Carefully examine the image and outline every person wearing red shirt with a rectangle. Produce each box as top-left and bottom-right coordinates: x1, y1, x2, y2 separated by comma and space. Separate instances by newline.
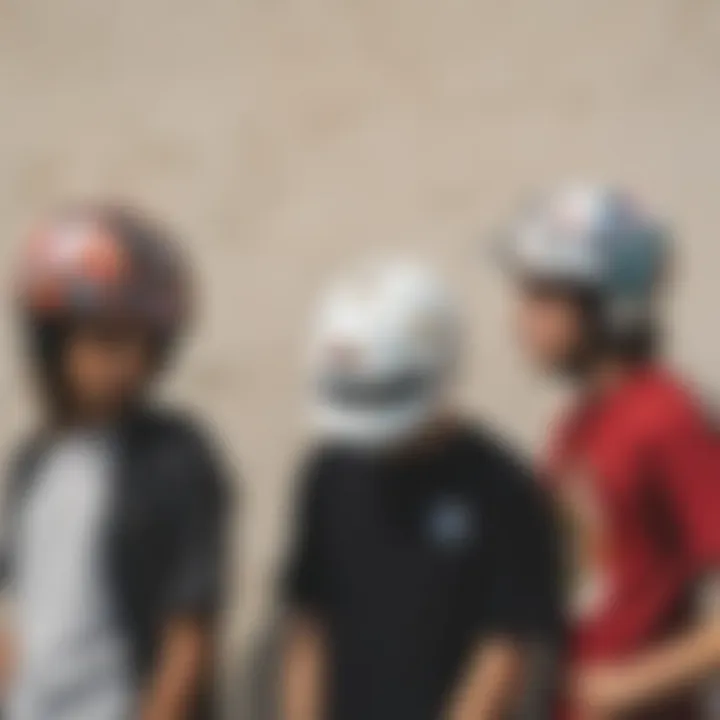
495, 184, 720, 719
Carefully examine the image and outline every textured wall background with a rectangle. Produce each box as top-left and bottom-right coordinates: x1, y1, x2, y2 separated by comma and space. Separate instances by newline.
1, 0, 719, 689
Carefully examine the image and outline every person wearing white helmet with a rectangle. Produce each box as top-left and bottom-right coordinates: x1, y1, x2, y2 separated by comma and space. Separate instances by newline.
281, 260, 560, 720
497, 184, 720, 720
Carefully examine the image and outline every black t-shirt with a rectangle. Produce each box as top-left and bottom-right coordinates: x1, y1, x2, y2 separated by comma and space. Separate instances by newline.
284, 424, 561, 720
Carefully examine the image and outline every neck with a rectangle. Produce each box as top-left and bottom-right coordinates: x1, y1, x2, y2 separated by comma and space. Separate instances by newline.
583, 356, 648, 398
49, 399, 136, 433
389, 410, 460, 461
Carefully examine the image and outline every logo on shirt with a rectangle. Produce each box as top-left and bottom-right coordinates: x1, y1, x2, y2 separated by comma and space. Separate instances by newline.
426, 497, 478, 551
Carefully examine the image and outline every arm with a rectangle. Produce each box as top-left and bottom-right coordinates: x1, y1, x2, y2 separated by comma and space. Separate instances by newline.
280, 453, 329, 720
282, 612, 327, 720
0, 525, 16, 699
140, 618, 213, 720
450, 469, 563, 720
0, 444, 34, 701
577, 404, 720, 718
142, 428, 231, 720
0, 598, 16, 699
447, 638, 526, 720
576, 598, 720, 717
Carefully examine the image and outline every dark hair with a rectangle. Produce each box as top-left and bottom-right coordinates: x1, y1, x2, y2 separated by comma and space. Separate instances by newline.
578, 290, 660, 366
25, 317, 76, 421
24, 315, 162, 425
606, 323, 659, 363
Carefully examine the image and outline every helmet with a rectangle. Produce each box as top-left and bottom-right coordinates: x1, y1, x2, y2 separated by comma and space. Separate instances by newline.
16, 204, 190, 343
497, 184, 670, 330
309, 259, 460, 449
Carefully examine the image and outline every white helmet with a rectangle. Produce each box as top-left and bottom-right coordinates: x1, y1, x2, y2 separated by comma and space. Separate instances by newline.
309, 260, 460, 449
497, 183, 670, 329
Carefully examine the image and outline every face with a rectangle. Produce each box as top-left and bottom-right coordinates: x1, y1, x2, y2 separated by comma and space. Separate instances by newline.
61, 322, 154, 422
514, 281, 587, 373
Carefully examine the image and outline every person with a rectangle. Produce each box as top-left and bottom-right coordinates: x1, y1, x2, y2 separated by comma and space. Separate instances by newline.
281, 260, 561, 720
0, 205, 232, 720
496, 184, 720, 719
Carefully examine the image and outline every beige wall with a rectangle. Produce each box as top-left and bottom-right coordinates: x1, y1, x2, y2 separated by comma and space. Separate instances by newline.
1, 0, 719, 668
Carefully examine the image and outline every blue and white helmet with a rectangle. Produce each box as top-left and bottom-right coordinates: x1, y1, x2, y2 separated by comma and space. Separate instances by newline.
498, 184, 671, 329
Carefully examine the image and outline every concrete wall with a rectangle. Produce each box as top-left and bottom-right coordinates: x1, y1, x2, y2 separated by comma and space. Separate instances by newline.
1, 0, 719, 677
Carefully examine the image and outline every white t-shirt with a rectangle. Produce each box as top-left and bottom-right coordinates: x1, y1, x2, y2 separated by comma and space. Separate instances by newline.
8, 431, 133, 720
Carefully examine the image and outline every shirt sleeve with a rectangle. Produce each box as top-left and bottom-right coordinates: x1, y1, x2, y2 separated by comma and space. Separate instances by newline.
653, 402, 720, 574
0, 496, 13, 591
0, 441, 40, 591
484, 471, 564, 641
163, 431, 233, 619
0, 474, 16, 590
282, 452, 327, 614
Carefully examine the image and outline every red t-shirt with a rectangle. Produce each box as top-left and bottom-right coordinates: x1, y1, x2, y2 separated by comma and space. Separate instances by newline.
547, 366, 720, 719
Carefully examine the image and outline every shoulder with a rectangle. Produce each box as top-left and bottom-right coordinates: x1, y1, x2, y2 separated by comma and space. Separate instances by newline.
291, 442, 349, 502
128, 406, 228, 457
456, 424, 558, 540
455, 423, 543, 505
457, 423, 531, 477
124, 406, 235, 501
6, 434, 43, 477
4, 432, 49, 500
631, 369, 715, 442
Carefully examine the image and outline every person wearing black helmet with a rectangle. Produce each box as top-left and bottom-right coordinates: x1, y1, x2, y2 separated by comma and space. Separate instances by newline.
0, 205, 233, 720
